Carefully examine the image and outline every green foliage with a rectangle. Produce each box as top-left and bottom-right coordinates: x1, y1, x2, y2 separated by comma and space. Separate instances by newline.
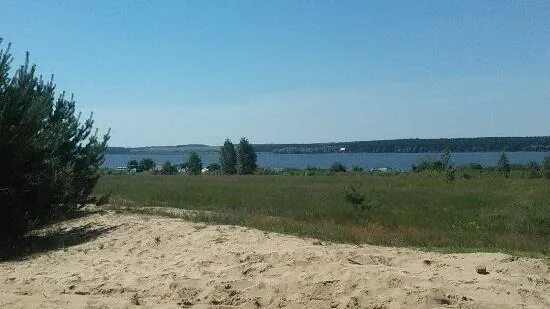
444, 167, 456, 183
0, 40, 109, 240
161, 161, 177, 175
237, 137, 257, 175
441, 149, 455, 182
344, 184, 367, 210
352, 166, 364, 172
330, 162, 347, 172
497, 152, 511, 177
207, 163, 221, 172
186, 152, 203, 175
527, 161, 540, 179
127, 160, 139, 171
219, 139, 237, 174
542, 157, 550, 179
139, 158, 155, 171
441, 149, 451, 169
412, 156, 444, 173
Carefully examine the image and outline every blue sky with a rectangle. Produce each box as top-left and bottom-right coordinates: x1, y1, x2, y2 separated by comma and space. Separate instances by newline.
1, 1, 549, 146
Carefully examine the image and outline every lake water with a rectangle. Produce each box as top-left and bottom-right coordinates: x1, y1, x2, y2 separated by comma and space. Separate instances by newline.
104, 152, 550, 171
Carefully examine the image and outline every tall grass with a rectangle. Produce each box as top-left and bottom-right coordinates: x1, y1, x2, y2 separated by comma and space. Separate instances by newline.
94, 174, 550, 255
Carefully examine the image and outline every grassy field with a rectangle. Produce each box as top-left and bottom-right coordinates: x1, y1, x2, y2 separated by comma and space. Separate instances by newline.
94, 173, 550, 256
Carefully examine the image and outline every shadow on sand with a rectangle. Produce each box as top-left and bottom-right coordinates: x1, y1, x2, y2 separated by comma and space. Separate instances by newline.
0, 210, 119, 262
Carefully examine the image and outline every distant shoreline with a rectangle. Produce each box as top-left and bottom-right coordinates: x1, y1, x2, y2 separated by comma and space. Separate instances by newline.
107, 136, 550, 154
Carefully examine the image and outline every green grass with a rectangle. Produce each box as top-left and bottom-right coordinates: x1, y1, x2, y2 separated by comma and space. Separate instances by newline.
94, 173, 550, 256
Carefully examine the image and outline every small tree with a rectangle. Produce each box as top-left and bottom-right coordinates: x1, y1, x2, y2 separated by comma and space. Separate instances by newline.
186, 152, 203, 175
237, 137, 257, 175
497, 152, 511, 177
344, 184, 374, 211
441, 148, 452, 170
440, 149, 455, 182
139, 158, 155, 171
0, 40, 109, 240
542, 157, 550, 179
161, 161, 177, 175
220, 139, 237, 174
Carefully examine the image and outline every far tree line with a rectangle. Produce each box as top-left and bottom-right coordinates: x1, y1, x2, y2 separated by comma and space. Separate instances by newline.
126, 137, 257, 175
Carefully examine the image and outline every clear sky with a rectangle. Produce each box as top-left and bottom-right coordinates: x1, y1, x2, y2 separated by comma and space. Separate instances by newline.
1, 1, 549, 146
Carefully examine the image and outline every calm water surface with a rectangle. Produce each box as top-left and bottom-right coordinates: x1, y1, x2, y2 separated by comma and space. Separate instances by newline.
104, 152, 550, 170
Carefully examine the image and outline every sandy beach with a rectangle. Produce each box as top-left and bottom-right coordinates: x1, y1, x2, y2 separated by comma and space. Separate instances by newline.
1, 210, 549, 308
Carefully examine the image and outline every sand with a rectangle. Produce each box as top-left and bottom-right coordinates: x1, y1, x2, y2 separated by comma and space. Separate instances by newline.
1, 210, 549, 308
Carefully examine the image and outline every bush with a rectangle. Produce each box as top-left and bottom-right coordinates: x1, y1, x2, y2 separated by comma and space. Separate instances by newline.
412, 156, 444, 173
344, 184, 375, 211
527, 161, 540, 179
344, 184, 365, 209
0, 40, 109, 241
161, 161, 177, 175
444, 167, 456, 182
352, 166, 364, 172
330, 162, 347, 173
139, 158, 156, 171
207, 163, 221, 172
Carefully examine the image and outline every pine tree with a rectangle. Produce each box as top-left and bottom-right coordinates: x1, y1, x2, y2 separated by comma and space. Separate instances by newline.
186, 152, 203, 175
219, 139, 237, 174
0, 39, 109, 240
237, 137, 257, 175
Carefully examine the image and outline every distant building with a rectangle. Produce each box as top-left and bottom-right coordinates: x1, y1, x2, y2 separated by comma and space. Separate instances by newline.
369, 167, 392, 173
116, 166, 127, 171
339, 147, 346, 152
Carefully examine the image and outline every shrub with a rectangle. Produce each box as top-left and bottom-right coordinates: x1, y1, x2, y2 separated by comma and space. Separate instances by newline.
444, 167, 456, 183
527, 160, 540, 179
207, 163, 221, 172
330, 162, 347, 172
161, 161, 177, 175
352, 166, 364, 172
344, 184, 365, 209
139, 158, 156, 171
412, 156, 444, 173
0, 40, 109, 241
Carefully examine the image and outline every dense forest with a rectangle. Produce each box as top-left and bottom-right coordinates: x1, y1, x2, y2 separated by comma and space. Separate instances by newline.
107, 137, 550, 154
252, 137, 550, 154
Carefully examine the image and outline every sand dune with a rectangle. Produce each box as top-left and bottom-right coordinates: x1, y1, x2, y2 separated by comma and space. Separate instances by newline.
1, 210, 549, 308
